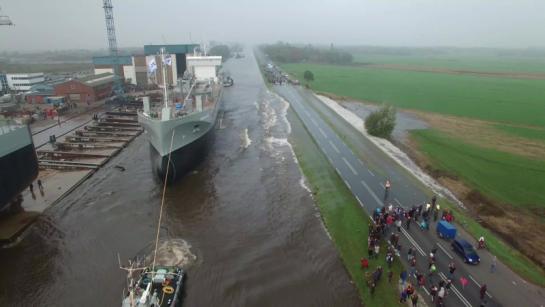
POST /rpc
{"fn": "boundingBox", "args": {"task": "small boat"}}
[223,76,234,87]
[121,264,185,307]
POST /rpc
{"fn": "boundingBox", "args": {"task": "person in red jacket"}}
[360,257,369,269]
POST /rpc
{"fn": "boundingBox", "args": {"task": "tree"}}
[303,70,314,86]
[364,105,397,139]
[209,45,231,62]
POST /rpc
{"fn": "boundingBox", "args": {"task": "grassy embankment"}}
[287,109,403,304]
[281,61,545,286]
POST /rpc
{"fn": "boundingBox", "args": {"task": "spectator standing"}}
[410,293,418,307]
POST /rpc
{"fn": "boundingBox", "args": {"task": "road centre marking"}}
[400,227,425,256]
[394,198,402,206]
[310,118,318,126]
[360,180,383,206]
[469,275,492,298]
[439,272,473,307]
[367,169,375,176]
[329,140,340,153]
[318,127,327,138]
[437,242,453,259]
[342,157,358,175]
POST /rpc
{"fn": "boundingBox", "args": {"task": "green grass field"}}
[412,129,545,208]
[351,53,545,73]
[288,110,403,305]
[282,63,545,127]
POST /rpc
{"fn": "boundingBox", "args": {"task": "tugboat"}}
[121,261,185,307]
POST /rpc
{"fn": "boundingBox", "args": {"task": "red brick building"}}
[54,73,114,103]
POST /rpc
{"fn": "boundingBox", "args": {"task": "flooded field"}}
[0,52,360,306]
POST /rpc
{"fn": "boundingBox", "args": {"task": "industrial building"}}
[90,44,201,89]
[6,73,45,92]
[53,73,114,103]
[144,44,199,87]
[92,55,148,86]
[24,78,67,104]
[186,55,222,81]
[0,74,8,95]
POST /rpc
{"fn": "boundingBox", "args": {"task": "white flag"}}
[163,55,172,66]
[148,58,157,74]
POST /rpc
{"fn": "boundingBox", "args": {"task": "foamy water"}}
[240,128,252,149]
[257,90,313,196]
[146,238,197,268]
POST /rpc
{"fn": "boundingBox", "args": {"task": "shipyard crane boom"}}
[0,6,14,26]
[102,0,124,95]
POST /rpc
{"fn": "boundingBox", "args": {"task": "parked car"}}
[451,238,480,264]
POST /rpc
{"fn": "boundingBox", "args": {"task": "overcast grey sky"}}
[1,0,544,51]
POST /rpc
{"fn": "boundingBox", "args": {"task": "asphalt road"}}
[274,84,545,307]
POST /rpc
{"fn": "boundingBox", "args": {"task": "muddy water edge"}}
[0,52,361,306]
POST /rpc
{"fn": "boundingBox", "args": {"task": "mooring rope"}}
[151,129,176,274]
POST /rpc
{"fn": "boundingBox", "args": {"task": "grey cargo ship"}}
[138,48,223,182]
[0,120,39,212]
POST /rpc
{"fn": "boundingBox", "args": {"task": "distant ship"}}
[138,48,224,182]
[0,120,39,212]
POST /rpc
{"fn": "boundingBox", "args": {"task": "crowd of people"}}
[360,182,491,306]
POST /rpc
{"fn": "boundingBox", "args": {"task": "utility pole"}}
[102,0,124,95]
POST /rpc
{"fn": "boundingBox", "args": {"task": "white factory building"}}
[6,73,45,92]
[186,56,222,82]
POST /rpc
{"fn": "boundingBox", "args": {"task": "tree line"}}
[262,43,353,65]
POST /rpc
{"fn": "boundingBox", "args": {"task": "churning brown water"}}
[0,51,360,307]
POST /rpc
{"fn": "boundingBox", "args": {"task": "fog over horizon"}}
[1,0,544,52]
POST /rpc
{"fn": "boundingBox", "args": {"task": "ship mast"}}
[160,47,171,121]
[161,47,169,109]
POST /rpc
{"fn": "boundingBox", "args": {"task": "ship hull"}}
[150,124,214,183]
[0,127,39,212]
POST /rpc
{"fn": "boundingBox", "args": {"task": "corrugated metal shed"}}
[78,73,114,87]
[92,56,132,65]
[144,44,199,55]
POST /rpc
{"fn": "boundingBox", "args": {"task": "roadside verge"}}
[287,107,407,305]
[314,93,545,287]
